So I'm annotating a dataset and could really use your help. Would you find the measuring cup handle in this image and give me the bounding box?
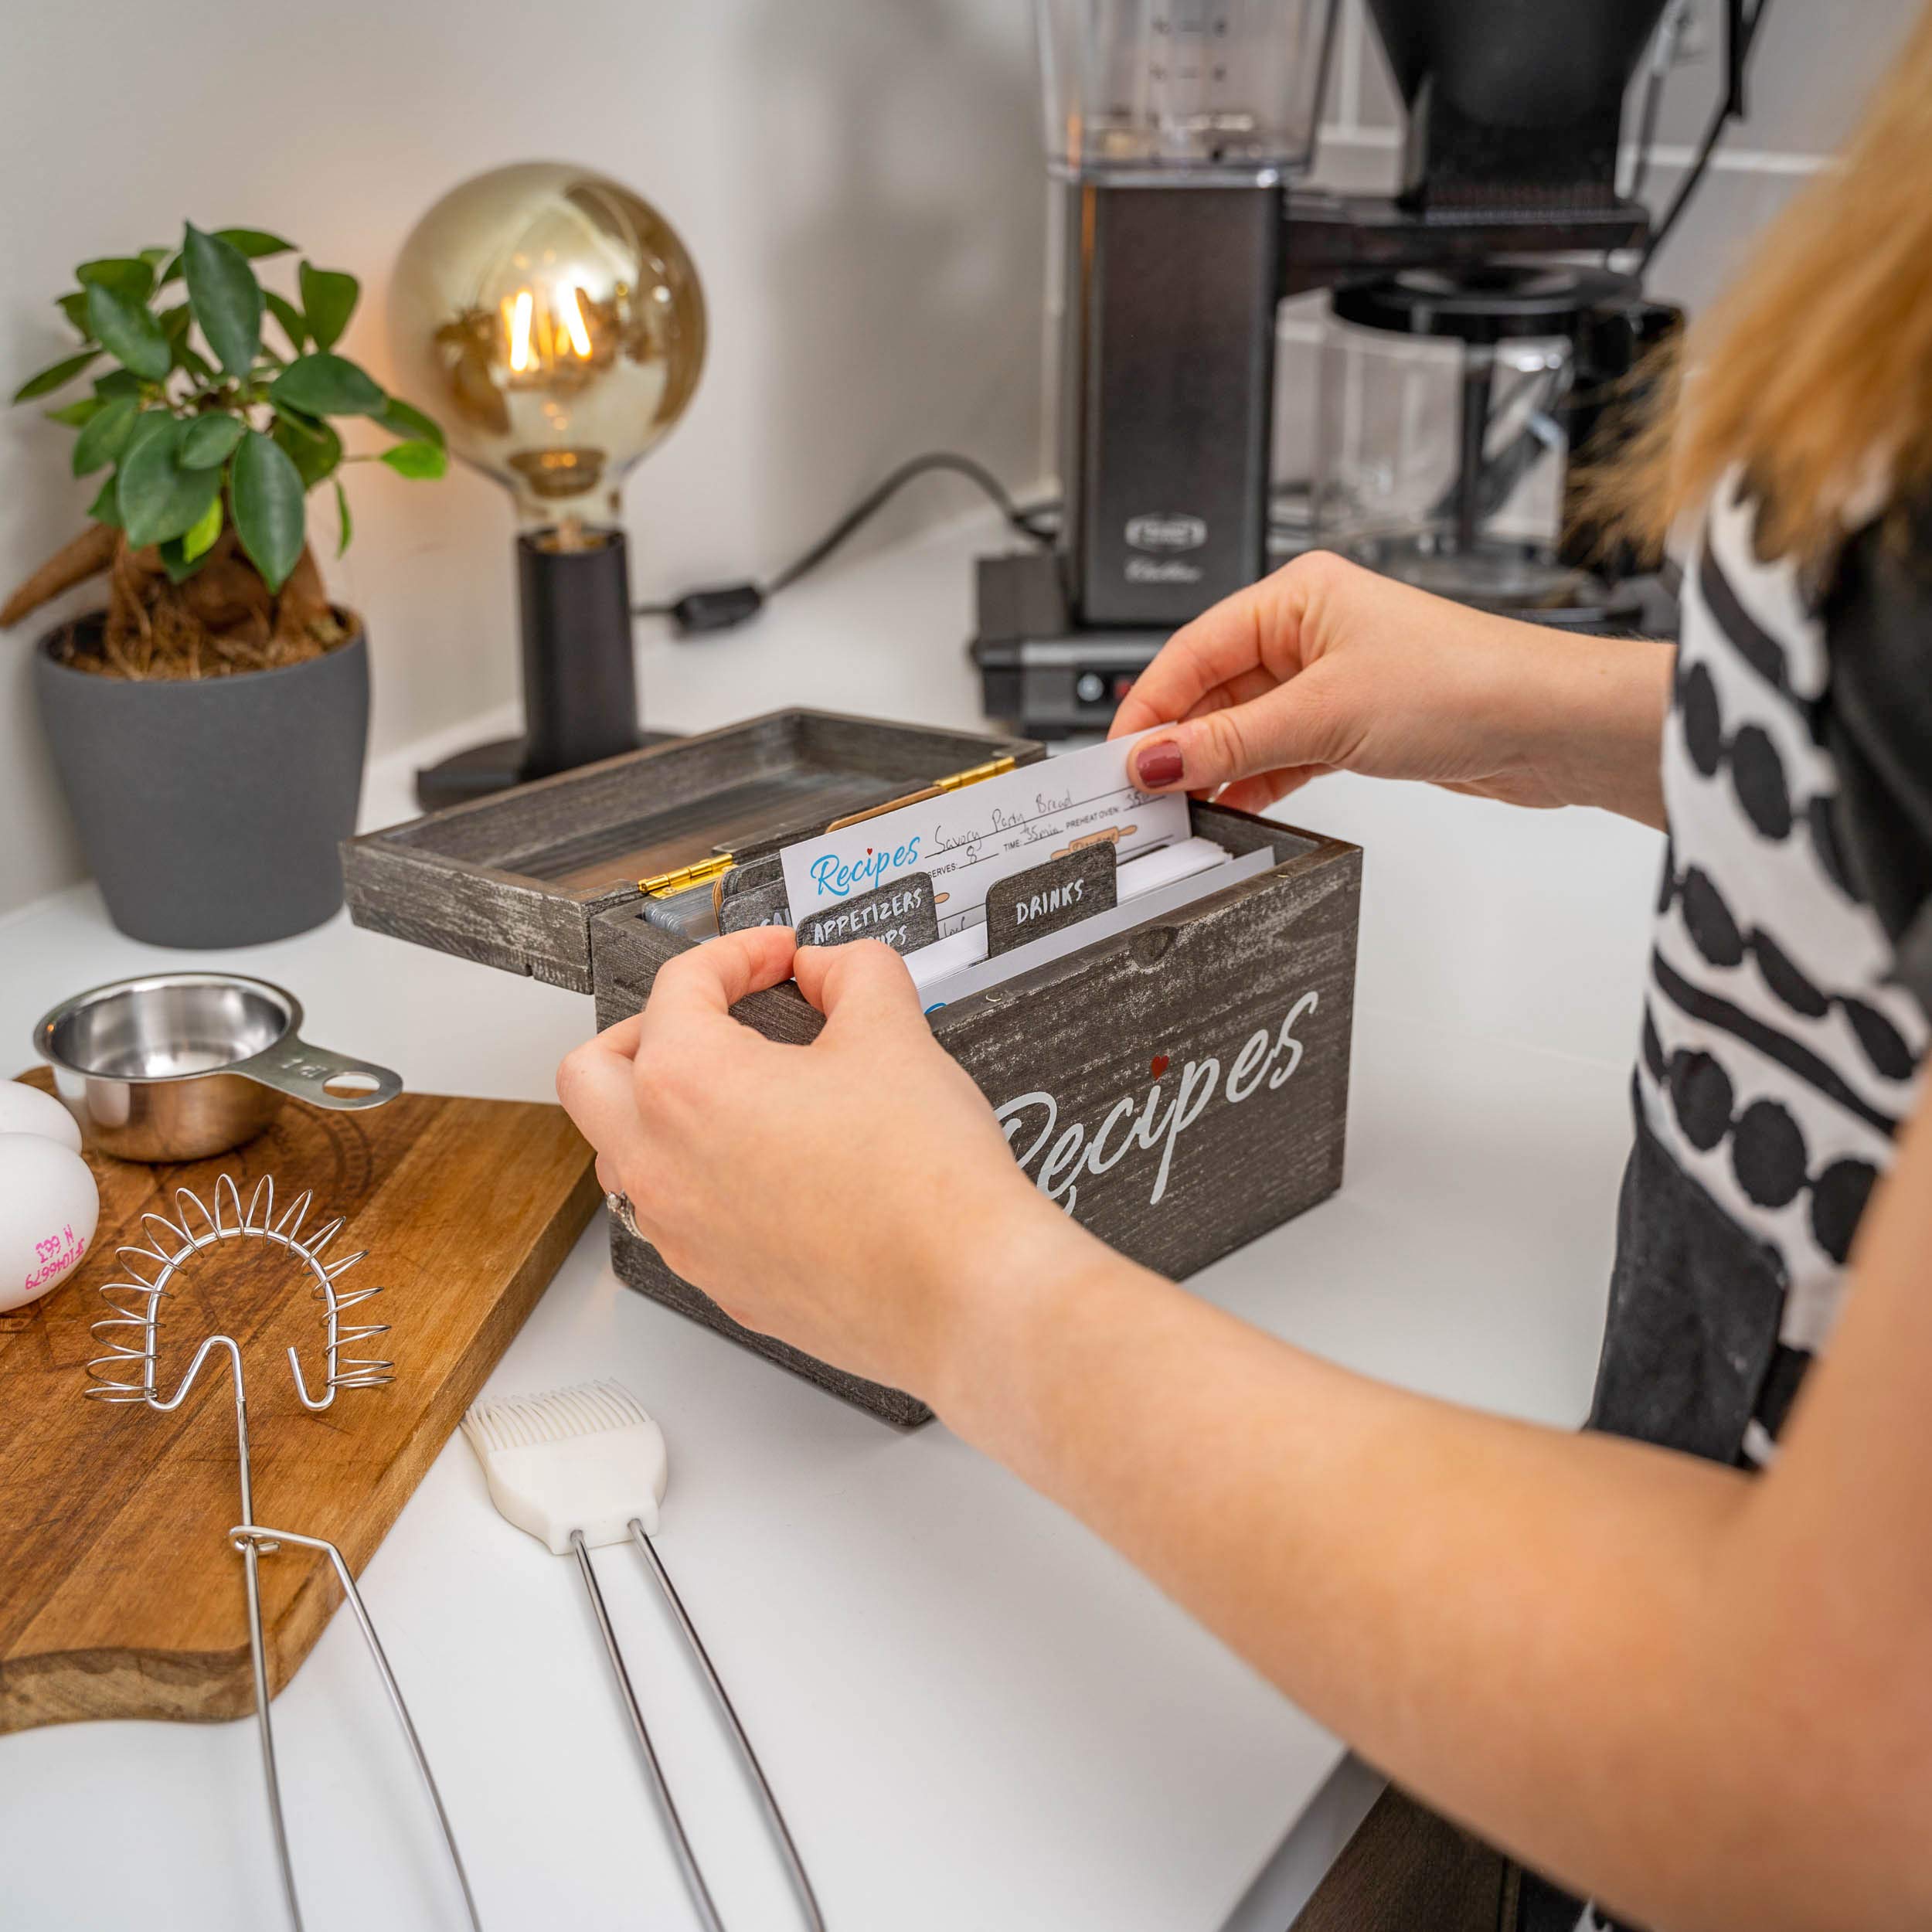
[246,1034,403,1111]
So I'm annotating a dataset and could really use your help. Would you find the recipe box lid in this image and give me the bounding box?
[341,708,1042,992]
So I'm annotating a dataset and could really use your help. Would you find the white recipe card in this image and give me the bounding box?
[780,728,1190,937]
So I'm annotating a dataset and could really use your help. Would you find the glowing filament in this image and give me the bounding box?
[507,289,535,372]
[563,287,593,359]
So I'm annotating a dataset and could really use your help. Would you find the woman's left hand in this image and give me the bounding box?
[555,927,1095,1400]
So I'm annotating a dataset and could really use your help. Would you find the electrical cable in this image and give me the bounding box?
[645,12,1770,638]
[634,451,1053,634]
[1638,0,1772,275]
[1621,7,1677,209]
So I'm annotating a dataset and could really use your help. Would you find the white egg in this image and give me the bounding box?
[0,1131,100,1311]
[0,1080,83,1154]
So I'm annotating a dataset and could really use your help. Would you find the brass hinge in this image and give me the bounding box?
[933,753,1016,793]
[641,756,1017,894]
[824,754,1018,834]
[639,852,735,898]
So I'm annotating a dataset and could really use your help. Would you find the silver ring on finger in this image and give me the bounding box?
[605,1189,643,1240]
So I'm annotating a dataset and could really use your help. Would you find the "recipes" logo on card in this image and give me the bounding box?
[807,835,922,903]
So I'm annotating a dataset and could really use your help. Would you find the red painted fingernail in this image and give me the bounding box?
[1135,740,1183,788]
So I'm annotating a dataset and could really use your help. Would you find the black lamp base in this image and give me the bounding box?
[414,524,675,814]
[414,729,681,813]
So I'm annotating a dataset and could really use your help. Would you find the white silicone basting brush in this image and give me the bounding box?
[462,1380,824,1932]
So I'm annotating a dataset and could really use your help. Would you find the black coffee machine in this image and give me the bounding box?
[974,0,1746,738]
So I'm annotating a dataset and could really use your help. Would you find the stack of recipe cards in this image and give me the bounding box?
[770,730,1274,1011]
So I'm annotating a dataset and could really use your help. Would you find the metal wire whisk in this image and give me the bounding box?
[87,1173,482,1932]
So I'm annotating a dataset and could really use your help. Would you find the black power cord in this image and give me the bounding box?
[1638,0,1773,276]
[1621,15,1674,209]
[635,451,1054,635]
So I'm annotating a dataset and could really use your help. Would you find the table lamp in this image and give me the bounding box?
[389,162,706,809]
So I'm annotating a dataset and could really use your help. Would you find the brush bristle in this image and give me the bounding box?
[461,1379,649,1457]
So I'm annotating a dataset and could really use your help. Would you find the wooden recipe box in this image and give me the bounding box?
[344,709,1362,1425]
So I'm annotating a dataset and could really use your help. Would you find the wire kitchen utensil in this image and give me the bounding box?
[462,1379,825,1932]
[87,1172,481,1932]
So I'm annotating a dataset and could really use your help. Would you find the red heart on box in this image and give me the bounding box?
[1150,1054,1169,1079]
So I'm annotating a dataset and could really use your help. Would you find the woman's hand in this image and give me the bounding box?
[555,927,1098,1400]
[1111,550,1673,829]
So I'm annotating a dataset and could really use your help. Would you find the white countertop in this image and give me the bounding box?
[0,513,1664,1932]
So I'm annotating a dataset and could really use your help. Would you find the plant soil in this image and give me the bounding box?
[4,522,345,679]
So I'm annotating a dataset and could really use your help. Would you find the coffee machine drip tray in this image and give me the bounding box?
[1346,532,1638,627]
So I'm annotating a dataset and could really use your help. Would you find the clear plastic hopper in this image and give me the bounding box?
[1036,0,1337,172]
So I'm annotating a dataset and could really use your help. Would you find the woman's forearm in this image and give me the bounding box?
[558,871,1931,1928]
[1111,554,1673,828]
[1493,624,1675,829]
[931,1193,1928,1932]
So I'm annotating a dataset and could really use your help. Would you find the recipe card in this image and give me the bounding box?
[779,729,1189,938]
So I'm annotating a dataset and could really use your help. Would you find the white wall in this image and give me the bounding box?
[5,1,1920,920]
[0,0,1046,914]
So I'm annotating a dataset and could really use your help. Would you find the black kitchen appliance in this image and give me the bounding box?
[974,0,1750,738]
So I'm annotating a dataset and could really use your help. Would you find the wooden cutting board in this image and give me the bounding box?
[0,1070,600,1733]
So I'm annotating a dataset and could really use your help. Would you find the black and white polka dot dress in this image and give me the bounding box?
[1522,471,1932,1932]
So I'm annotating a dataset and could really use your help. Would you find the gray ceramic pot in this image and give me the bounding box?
[34,618,369,948]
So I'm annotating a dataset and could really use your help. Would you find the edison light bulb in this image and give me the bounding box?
[389,162,706,538]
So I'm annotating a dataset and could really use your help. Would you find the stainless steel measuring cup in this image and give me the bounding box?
[33,973,402,1162]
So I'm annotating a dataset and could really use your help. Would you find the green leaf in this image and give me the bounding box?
[158,535,214,584]
[76,257,155,305]
[230,429,308,591]
[372,394,445,448]
[155,301,218,386]
[121,409,175,464]
[153,229,291,290]
[155,468,223,550]
[119,414,223,549]
[87,471,121,528]
[214,228,295,260]
[332,476,352,557]
[55,291,93,337]
[297,262,359,353]
[183,223,263,376]
[379,438,447,480]
[115,413,184,543]
[83,283,170,380]
[264,291,308,354]
[93,368,142,402]
[70,395,138,475]
[12,349,100,403]
[269,352,385,418]
[181,490,224,560]
[45,396,104,427]
[140,246,173,270]
[180,412,246,468]
[270,403,343,487]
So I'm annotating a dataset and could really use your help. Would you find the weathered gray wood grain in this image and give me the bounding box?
[341,838,618,988]
[985,843,1117,955]
[932,808,1359,1287]
[798,873,940,954]
[587,801,1361,1425]
[342,709,1033,992]
[716,861,791,934]
[344,710,1358,1428]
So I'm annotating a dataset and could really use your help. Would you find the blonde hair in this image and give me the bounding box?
[1602,0,1932,565]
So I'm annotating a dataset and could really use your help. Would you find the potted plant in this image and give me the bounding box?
[3,223,445,947]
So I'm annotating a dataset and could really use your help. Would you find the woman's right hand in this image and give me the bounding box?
[1109,551,1672,828]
